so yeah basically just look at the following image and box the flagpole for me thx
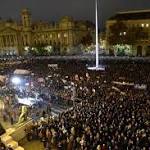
[95,0,99,68]
[88,0,105,71]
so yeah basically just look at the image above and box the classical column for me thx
[9,35,12,46]
[5,36,7,47]
[1,36,3,48]
[10,35,13,46]
[11,35,13,46]
[0,36,3,54]
[1,35,4,47]
[0,36,2,47]
[14,35,17,46]
[1,36,4,48]
[7,35,10,47]
[13,35,15,46]
[3,36,5,47]
[4,36,6,47]
[67,32,69,45]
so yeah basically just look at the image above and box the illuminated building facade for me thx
[0,9,93,55]
[106,10,150,56]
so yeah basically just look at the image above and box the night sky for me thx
[0,0,150,29]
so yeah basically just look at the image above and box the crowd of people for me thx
[22,60,149,150]
[0,59,149,149]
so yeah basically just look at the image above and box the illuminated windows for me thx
[58,33,61,38]
[64,33,67,37]
[119,32,126,36]
[141,23,149,28]
[50,34,52,38]
[146,24,149,27]
[123,32,126,35]
[141,24,144,27]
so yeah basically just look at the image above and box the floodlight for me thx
[25,83,29,86]
[11,77,21,85]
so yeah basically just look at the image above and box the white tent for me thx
[134,84,147,90]
[14,69,30,75]
[48,64,58,68]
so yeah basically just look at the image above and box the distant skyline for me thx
[0,0,150,29]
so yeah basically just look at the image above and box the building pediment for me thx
[0,27,17,34]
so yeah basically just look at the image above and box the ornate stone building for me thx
[0,9,93,55]
[105,10,150,56]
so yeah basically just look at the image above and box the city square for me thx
[0,0,150,150]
